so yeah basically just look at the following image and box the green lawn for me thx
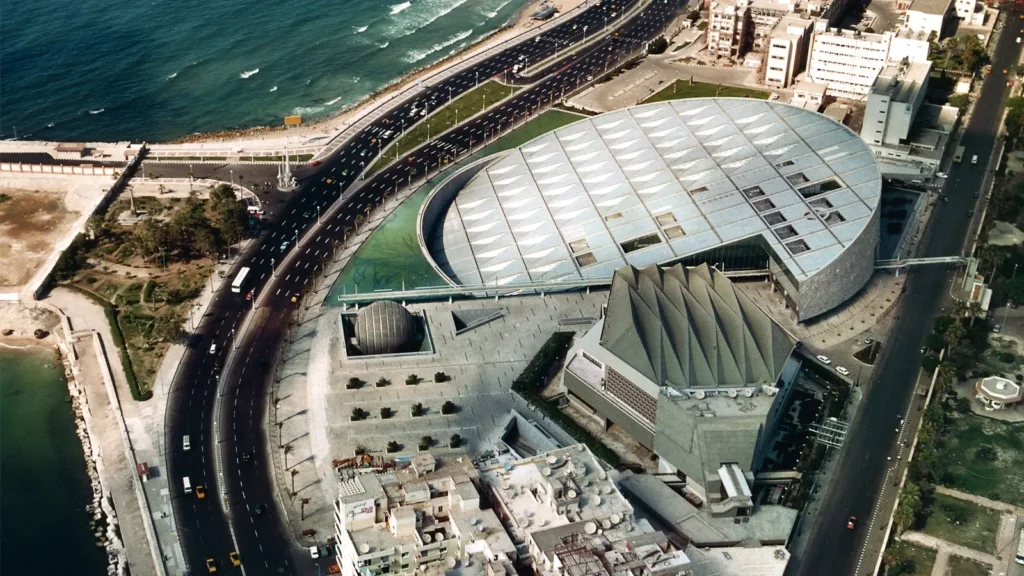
[324,109,586,302]
[884,540,937,576]
[946,555,992,576]
[939,413,1024,507]
[919,493,999,554]
[368,80,519,175]
[641,80,771,105]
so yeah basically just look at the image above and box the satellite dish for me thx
[423,533,433,543]
[539,519,547,527]
[359,544,370,554]
[567,489,577,498]
[743,388,754,398]
[547,455,558,465]
[765,386,778,396]
[542,467,552,476]
[601,519,611,529]
[727,389,738,398]
[584,522,598,535]
[610,513,621,525]
[592,495,602,506]
[445,557,457,569]
[694,390,706,400]
[603,486,612,495]
[469,516,478,525]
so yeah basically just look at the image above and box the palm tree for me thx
[881,548,900,571]
[291,468,299,496]
[944,320,966,351]
[965,301,983,326]
[284,443,293,470]
[893,499,916,534]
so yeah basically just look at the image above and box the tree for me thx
[441,400,456,415]
[386,440,400,453]
[893,499,916,534]
[419,435,433,449]
[449,434,462,448]
[406,374,419,386]
[209,183,236,207]
[380,407,393,419]
[284,444,293,470]
[434,371,447,383]
[647,36,669,55]
[881,548,899,571]
[351,407,366,421]
[411,402,424,417]
[376,377,389,387]
[216,200,249,246]
[152,314,186,344]
[291,468,299,496]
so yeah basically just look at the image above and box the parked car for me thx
[972,155,979,164]
[994,324,1002,333]
[309,159,322,166]
[816,355,832,365]
[836,366,850,376]
[309,546,320,559]
[847,516,857,529]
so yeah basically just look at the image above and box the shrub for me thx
[450,434,462,448]
[434,371,447,383]
[347,377,363,390]
[411,403,424,417]
[406,374,419,386]
[351,407,367,421]
[441,400,456,415]
[420,435,433,448]
[386,441,400,453]
[355,446,367,456]
[375,377,389,387]
[976,444,998,461]
[380,407,394,419]
[647,35,669,55]
[998,351,1016,363]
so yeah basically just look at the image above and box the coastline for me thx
[165,0,584,146]
[0,303,126,575]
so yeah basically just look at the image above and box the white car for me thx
[309,546,320,559]
[1017,37,1021,43]
[936,172,947,178]
[280,241,289,252]
[816,355,832,365]
[971,155,979,165]
[836,366,850,376]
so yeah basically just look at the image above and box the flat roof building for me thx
[974,376,1024,411]
[421,99,883,321]
[478,445,692,576]
[333,453,517,576]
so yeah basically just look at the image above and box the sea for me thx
[0,345,109,575]
[0,0,528,143]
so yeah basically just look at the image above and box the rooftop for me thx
[599,264,795,390]
[909,0,952,15]
[872,61,932,104]
[423,99,882,290]
[478,445,634,545]
[977,376,1024,402]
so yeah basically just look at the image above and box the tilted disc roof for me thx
[601,263,795,389]
[355,300,415,355]
[428,98,882,288]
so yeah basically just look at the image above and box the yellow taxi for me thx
[229,551,241,567]
[206,558,217,573]
[196,485,206,499]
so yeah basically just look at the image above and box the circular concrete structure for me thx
[355,300,414,355]
[419,98,883,321]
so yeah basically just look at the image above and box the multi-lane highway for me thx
[789,14,1024,576]
[165,0,686,573]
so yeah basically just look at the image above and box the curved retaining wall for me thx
[416,154,505,286]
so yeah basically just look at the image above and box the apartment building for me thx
[708,0,750,58]
[764,16,814,87]
[333,453,517,576]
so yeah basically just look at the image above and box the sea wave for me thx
[240,68,260,79]
[404,28,473,63]
[387,0,470,40]
[325,96,343,106]
[355,25,369,33]
[378,41,390,48]
[88,108,105,115]
[293,106,325,116]
[481,0,515,16]
[269,86,278,92]
[390,1,412,15]
[167,72,178,79]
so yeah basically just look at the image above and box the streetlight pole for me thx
[230,169,235,189]
[271,258,276,278]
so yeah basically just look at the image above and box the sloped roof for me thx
[599,263,794,389]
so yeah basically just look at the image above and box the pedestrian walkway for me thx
[899,531,999,571]
[935,485,1024,517]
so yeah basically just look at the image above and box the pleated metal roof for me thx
[600,263,795,389]
[428,98,881,288]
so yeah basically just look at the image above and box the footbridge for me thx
[873,256,973,269]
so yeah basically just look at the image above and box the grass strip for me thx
[512,332,621,466]
[368,80,519,176]
[64,284,152,401]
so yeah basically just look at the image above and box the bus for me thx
[231,267,250,294]
[1016,528,1024,565]
[954,145,965,163]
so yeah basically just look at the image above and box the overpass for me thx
[331,256,975,307]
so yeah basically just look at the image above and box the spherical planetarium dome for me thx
[354,300,415,355]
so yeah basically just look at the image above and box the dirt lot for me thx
[0,188,80,289]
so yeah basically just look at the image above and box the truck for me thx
[954,145,965,163]
[183,476,192,494]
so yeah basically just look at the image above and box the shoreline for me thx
[0,306,126,575]
[161,0,583,146]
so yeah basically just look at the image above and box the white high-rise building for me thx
[807,29,930,99]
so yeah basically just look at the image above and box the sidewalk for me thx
[899,531,999,567]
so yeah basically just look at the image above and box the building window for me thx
[664,225,686,239]
[786,239,811,254]
[606,367,657,424]
[774,224,798,240]
[763,211,786,226]
[568,238,590,253]
[656,212,678,226]
[575,252,597,267]
[620,232,663,254]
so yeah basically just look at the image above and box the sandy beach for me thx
[169,0,589,147]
